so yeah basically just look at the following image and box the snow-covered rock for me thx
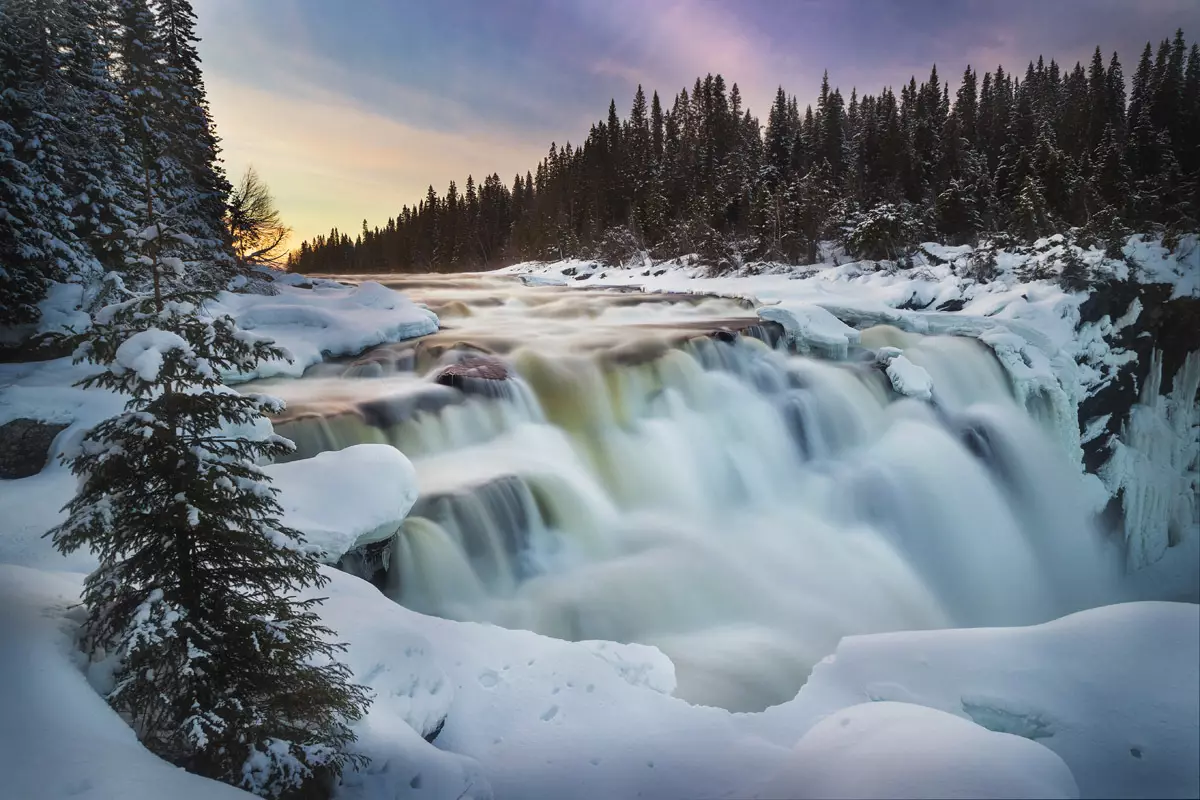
[266,443,419,561]
[757,302,860,359]
[213,280,439,381]
[753,701,1079,799]
[750,601,1200,800]
[876,347,934,401]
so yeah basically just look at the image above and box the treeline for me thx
[0,0,234,326]
[291,30,1200,274]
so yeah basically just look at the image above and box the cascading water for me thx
[252,275,1123,712]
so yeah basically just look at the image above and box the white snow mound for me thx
[754,701,1079,799]
[266,444,419,561]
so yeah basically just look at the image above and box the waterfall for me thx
[256,278,1125,712]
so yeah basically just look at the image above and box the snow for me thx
[112,328,193,382]
[752,701,1079,800]
[1,442,1197,800]
[2,242,1198,799]
[21,272,440,384]
[757,301,860,358]
[160,256,187,278]
[265,443,419,561]
[877,347,934,401]
[1100,351,1200,570]
[37,281,91,335]
[1124,234,1200,299]
[210,280,439,382]
[751,601,1200,800]
[0,565,252,800]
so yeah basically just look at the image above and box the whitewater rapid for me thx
[251,274,1123,712]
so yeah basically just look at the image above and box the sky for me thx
[193,0,1199,250]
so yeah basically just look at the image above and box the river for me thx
[247,273,1122,712]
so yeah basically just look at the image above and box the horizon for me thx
[193,0,1198,250]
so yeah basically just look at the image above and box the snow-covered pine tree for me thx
[49,166,370,798]
[0,0,51,324]
[1012,174,1051,242]
[117,0,235,292]
[154,0,234,280]
[58,0,140,277]
[1,0,101,324]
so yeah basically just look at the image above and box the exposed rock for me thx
[434,355,512,397]
[1078,282,1200,475]
[0,419,69,479]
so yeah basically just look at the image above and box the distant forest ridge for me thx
[288,30,1200,274]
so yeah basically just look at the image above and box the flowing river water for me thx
[251,274,1122,712]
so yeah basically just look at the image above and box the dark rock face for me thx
[0,419,68,479]
[1075,280,1200,548]
[1078,281,1200,475]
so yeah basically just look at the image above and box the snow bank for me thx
[22,275,438,384]
[266,444,419,561]
[315,568,786,800]
[212,280,438,381]
[751,601,1200,800]
[0,565,253,800]
[1125,234,1200,299]
[753,701,1078,800]
[36,281,91,335]
[1,515,1196,800]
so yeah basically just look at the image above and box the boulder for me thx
[434,355,512,397]
[0,419,69,479]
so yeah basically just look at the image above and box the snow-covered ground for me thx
[1,251,1198,799]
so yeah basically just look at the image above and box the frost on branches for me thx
[49,287,371,798]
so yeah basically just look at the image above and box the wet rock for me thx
[337,535,394,589]
[434,355,512,397]
[0,418,68,479]
[358,385,463,428]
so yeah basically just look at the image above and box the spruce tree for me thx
[0,0,52,323]
[49,167,371,798]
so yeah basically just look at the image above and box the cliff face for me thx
[1079,283,1200,472]
[1078,280,1200,575]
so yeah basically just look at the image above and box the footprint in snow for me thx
[541,704,559,721]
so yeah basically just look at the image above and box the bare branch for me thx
[226,166,292,268]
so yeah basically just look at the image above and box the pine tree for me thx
[0,0,54,323]
[59,0,139,275]
[0,0,102,323]
[1092,123,1132,214]
[49,168,370,798]
[153,0,234,283]
[1058,247,1091,292]
[1012,174,1051,241]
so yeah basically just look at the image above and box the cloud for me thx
[205,76,548,248]
[192,0,1198,252]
